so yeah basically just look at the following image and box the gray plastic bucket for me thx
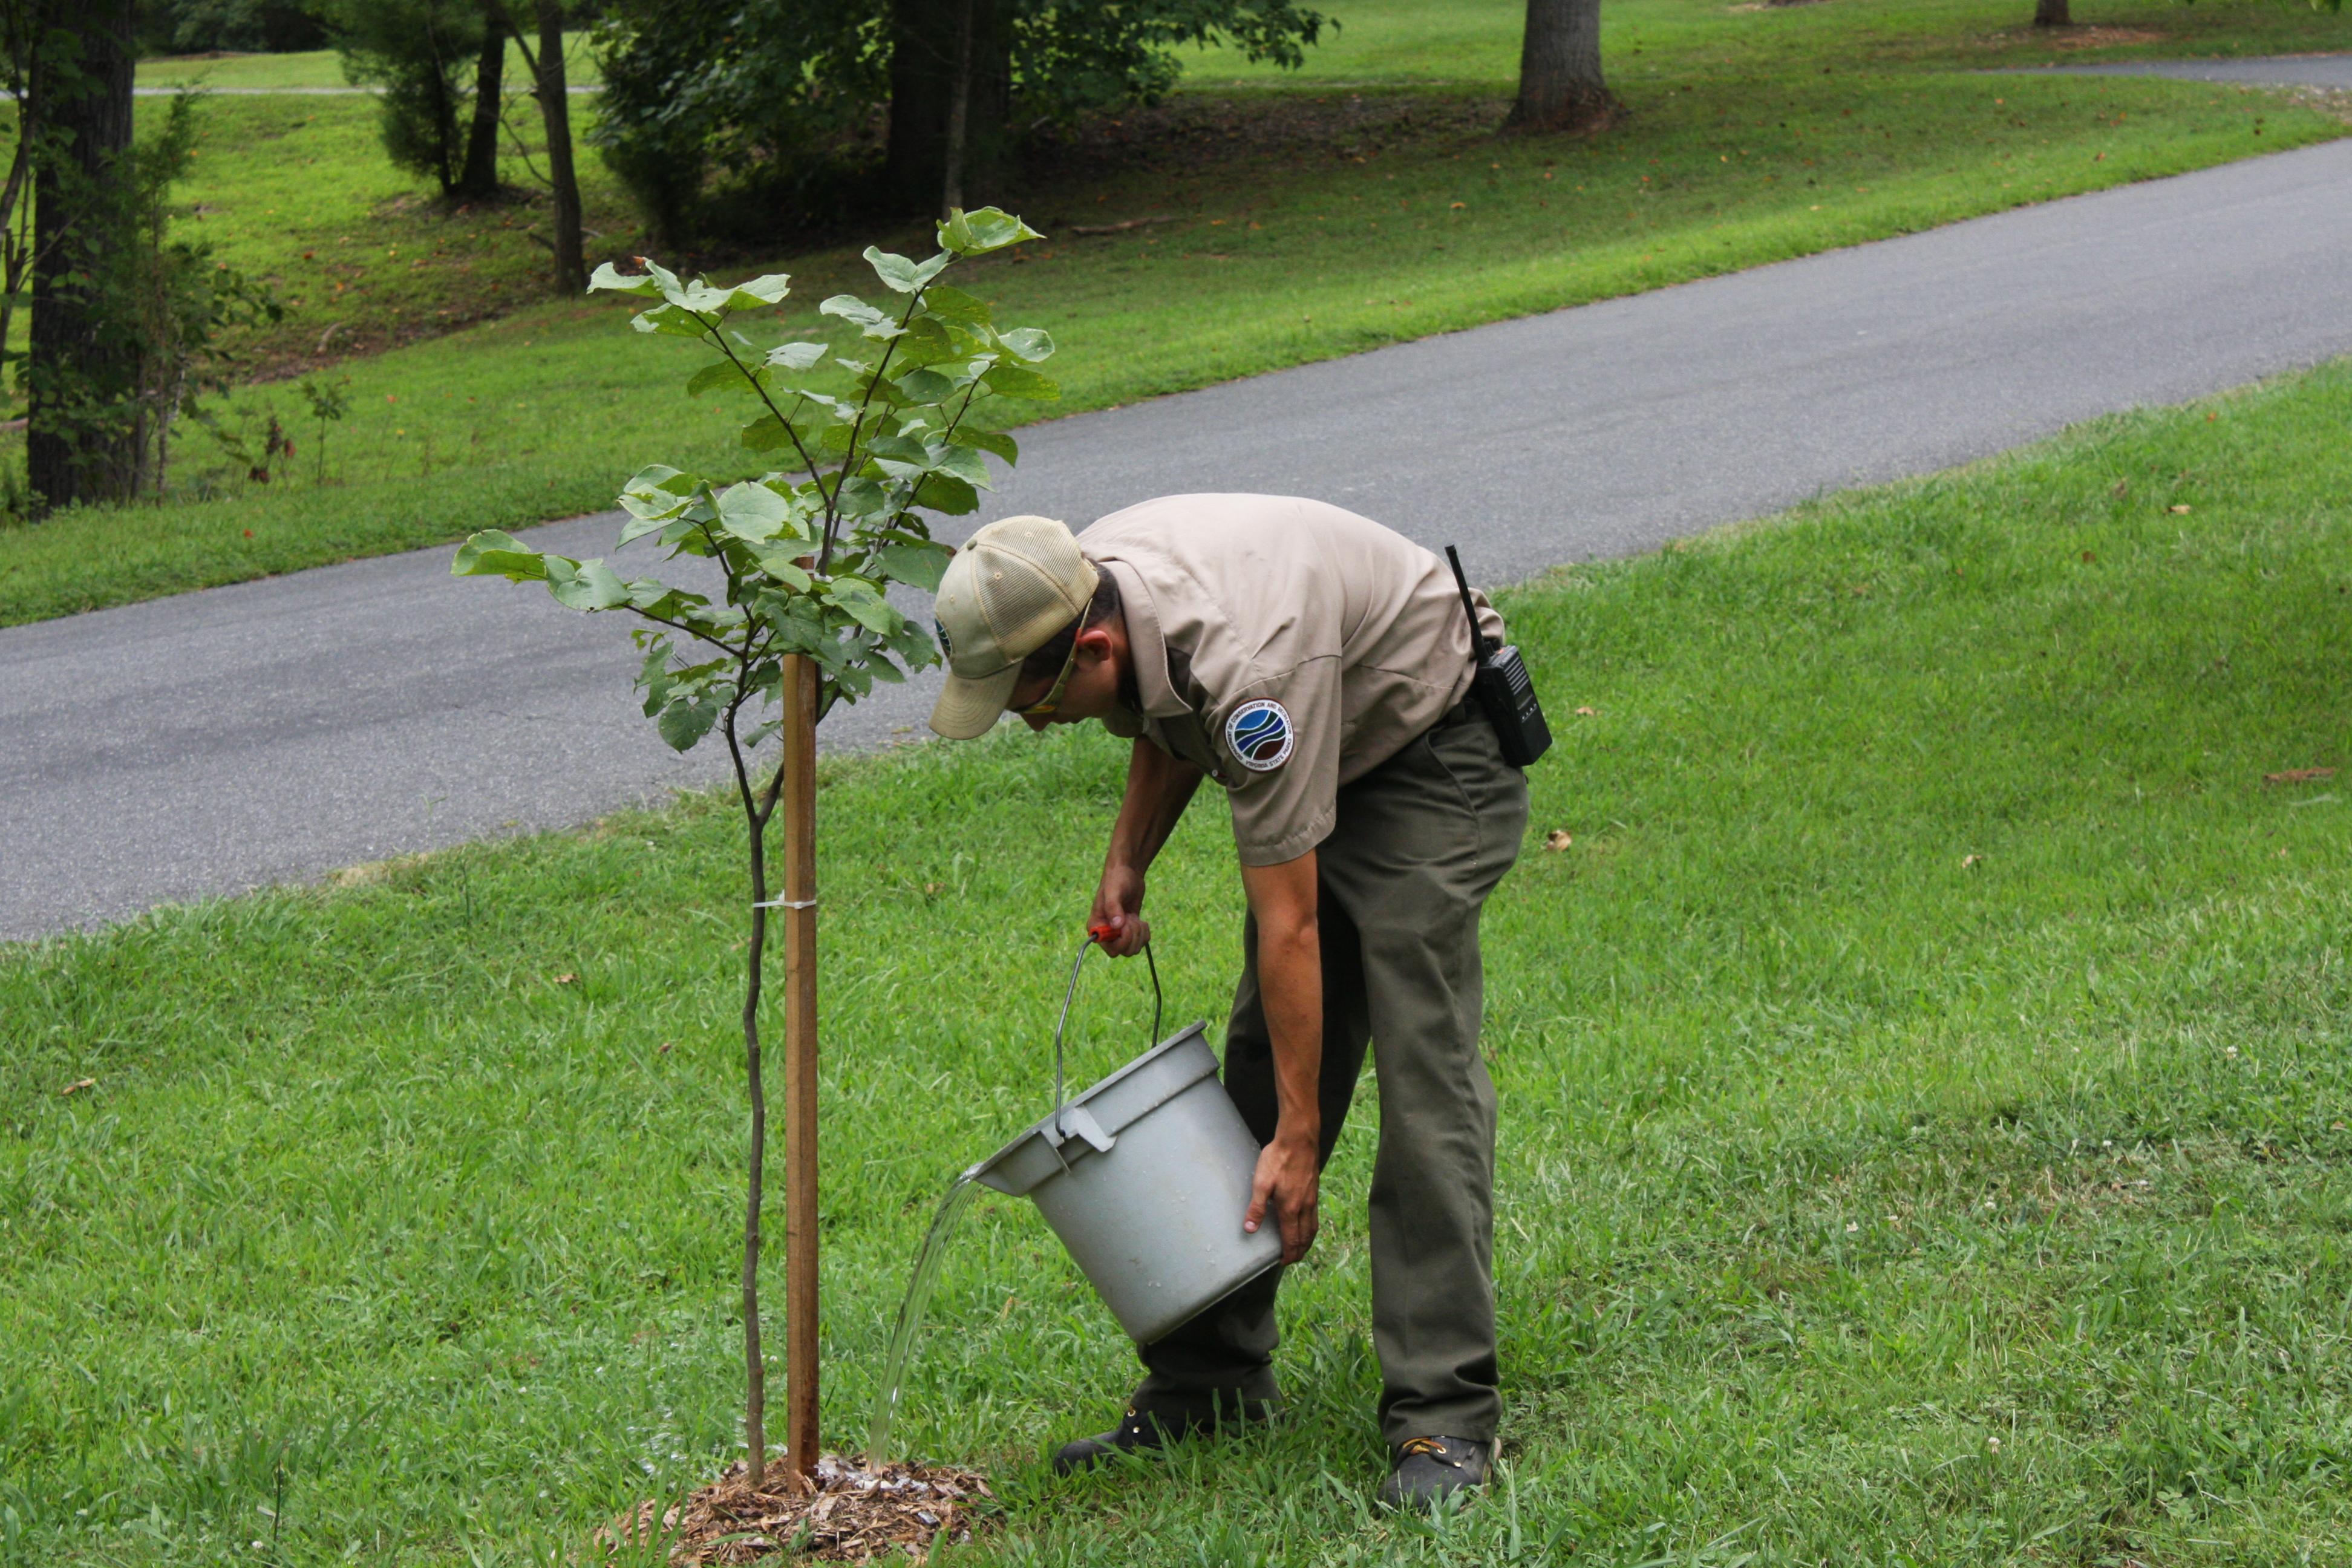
[968,1022,1283,1345]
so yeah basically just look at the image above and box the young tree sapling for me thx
[452,205,1054,1491]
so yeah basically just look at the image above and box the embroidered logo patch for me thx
[1225,699,1295,773]
[933,618,953,661]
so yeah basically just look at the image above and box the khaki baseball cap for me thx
[928,515,1100,739]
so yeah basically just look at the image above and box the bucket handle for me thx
[1052,929,1164,1143]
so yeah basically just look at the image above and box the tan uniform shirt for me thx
[1079,494,1506,866]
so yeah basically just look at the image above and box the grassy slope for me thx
[5,361,2350,1566]
[0,0,2343,627]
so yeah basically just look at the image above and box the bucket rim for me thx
[964,1020,1212,1184]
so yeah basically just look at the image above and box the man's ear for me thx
[1073,624,1114,664]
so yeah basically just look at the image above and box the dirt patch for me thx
[1978,25,2170,50]
[601,1455,993,1565]
[1023,92,1506,186]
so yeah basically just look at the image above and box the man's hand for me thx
[1088,863,1149,956]
[1245,1131,1321,1265]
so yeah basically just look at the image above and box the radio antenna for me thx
[1444,545,1491,660]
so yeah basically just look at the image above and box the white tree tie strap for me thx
[753,897,818,910]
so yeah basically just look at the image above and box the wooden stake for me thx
[780,653,822,1485]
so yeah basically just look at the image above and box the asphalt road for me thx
[2011,55,2352,90]
[8,131,2352,941]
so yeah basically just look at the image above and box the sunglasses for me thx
[1013,635,1083,717]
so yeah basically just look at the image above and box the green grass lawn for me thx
[136,33,601,91]
[6,359,2350,1565]
[0,0,2344,629]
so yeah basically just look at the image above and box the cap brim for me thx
[929,666,1022,740]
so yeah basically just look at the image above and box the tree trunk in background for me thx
[26,0,137,513]
[1506,0,1619,136]
[456,13,505,201]
[885,0,1008,217]
[2033,0,2071,26]
[530,0,587,293]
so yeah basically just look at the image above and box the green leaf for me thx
[892,316,959,368]
[546,556,633,610]
[724,273,792,310]
[656,695,722,752]
[875,538,953,592]
[825,578,903,635]
[747,546,814,590]
[864,247,952,294]
[893,367,958,403]
[617,512,671,547]
[632,302,719,339]
[884,616,941,668]
[836,474,890,518]
[619,465,699,521]
[981,362,1060,400]
[627,580,708,616]
[587,260,667,298]
[921,284,991,328]
[820,295,903,339]
[911,473,981,514]
[941,206,1043,256]
[931,443,992,486]
[451,530,549,581]
[740,413,806,453]
[685,359,748,397]
[996,326,1054,362]
[714,481,801,543]
[864,654,906,684]
[766,340,828,371]
[961,427,1018,463]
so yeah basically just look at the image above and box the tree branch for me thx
[707,325,835,517]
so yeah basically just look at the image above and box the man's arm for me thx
[1240,850,1321,1266]
[1090,738,1204,956]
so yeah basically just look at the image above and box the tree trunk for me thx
[1505,0,1619,136]
[531,0,587,293]
[2033,0,2071,27]
[885,0,1008,216]
[455,12,505,201]
[27,0,137,514]
[938,0,973,221]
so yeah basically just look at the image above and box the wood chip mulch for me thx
[599,1454,992,1565]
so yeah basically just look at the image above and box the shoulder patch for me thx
[1224,699,1295,773]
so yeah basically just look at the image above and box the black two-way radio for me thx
[1445,546,1551,769]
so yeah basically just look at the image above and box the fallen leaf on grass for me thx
[2081,552,2095,564]
[60,1078,96,1096]
[1068,214,1181,235]
[2264,767,2336,785]
[1544,829,1573,852]
[553,972,578,985]
[1962,854,1984,869]
[2110,478,2128,497]
[2169,504,2192,514]
[1574,706,1598,717]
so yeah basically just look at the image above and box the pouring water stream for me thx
[863,936,1161,1463]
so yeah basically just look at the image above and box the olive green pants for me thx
[1137,710,1530,1445]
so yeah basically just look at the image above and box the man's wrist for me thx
[1272,1120,1320,1154]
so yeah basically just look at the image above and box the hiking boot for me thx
[1048,1388,1279,1475]
[1379,1435,1490,1508]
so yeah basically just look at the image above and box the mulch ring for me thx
[600,1455,993,1565]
